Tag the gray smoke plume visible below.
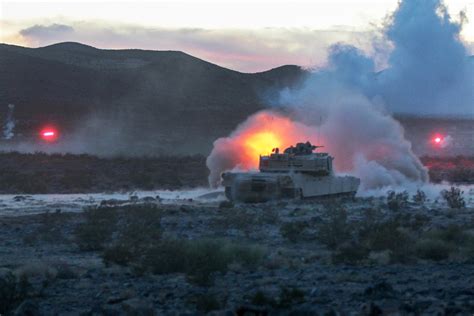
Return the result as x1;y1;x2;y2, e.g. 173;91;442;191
376;0;473;115
271;0;472;187
3;104;15;140
277;85;428;190
208;0;473;189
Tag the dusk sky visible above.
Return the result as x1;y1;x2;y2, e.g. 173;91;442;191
1;0;473;72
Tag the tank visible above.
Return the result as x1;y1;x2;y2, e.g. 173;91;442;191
222;141;360;203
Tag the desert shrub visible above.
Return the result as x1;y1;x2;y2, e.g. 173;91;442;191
277;286;305;308
441;187;466;209
280;221;309;242
250;287;305;308
74;207;118;251
414;225;474;261
102;244;135;266
139;239;187;274
76;204;162;252
427;225;470;245
211;209;255;234
23;212;71;245
251;290;275;306
360;220;407;251
139;239;264;285
115;205;162;247
0;270;30;314
409;213;431;231
412;190;427;205
386;190;409;211
317;206;352;249
257;207;280;225
331;242;370;264
192;292;221;312
358;218;414;263
415;239;453;261
100;205;162;266
362;208;383;224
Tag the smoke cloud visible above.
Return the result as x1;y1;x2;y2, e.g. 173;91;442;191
376;0;473;115
3;104;15;140
208;0;472;189
206;111;319;187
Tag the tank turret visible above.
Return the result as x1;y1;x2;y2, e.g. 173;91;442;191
222;141;360;203
259;141;333;176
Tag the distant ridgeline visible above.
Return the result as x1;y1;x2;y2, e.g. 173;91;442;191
0;42;306;155
0;42;472;156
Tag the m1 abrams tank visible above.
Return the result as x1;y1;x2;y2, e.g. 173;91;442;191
222;141;360;203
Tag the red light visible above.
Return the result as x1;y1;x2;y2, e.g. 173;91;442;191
40;127;58;142
434;137;441;143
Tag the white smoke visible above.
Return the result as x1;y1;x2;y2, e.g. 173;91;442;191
278;86;428;190
208;0;474;190
3;104;15;140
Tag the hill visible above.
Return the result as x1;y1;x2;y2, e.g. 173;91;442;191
0;42;307;155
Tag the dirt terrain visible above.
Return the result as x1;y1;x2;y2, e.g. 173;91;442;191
0;152;473;196
2;192;474;315
0;152;208;194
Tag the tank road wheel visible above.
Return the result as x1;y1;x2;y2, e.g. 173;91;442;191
225;187;234;202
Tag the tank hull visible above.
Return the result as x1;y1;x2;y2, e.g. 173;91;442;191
222;172;360;203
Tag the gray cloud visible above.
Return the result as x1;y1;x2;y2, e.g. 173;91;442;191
16;21;373;72
20;23;74;43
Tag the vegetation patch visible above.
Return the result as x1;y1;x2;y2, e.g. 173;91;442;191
0;270;30;315
441;186;466;209
134;239;264;285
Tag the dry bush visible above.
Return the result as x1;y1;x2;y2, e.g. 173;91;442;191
280;221;309;242
332;242;370;264
386;190;409;211
415;239;453;261
23;212;72;245
415;225;474;261
74;207;119;251
75;204;162;252
91;205;263;285
190;292;221;313
0;269;30;314
412;189;427;205
316;206;352;249
441;187;466;209
134;239;265;285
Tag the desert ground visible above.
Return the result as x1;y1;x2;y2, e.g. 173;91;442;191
1;153;474;315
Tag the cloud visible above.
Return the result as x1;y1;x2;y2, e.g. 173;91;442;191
14;21;373;72
19;23;74;44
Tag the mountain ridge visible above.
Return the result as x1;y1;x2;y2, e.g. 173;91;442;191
0;42;307;155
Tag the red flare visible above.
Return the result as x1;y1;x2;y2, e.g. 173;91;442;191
40;127;58;142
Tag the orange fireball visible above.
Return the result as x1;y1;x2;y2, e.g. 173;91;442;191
243;131;282;165
233;111;320;169
207;110;323;187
